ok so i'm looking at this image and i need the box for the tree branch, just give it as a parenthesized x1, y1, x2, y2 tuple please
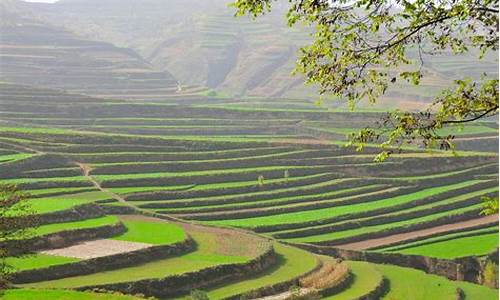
(441, 106, 499, 124)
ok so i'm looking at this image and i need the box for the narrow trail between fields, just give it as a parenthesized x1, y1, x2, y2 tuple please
(76, 162, 129, 205)
(75, 163, 190, 224)
(336, 214, 499, 250)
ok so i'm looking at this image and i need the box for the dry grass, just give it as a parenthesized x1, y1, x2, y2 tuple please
(299, 258, 349, 290)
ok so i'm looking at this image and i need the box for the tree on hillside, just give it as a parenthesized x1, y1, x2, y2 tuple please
(231, 0, 499, 162)
(0, 184, 38, 292)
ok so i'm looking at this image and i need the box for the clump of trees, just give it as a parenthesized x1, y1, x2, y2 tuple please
(0, 184, 38, 292)
(231, 0, 498, 161)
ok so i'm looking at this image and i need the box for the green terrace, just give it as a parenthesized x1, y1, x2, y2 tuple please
(377, 225, 499, 259)
(205, 180, 489, 228)
(271, 185, 498, 239)
(21, 229, 254, 289)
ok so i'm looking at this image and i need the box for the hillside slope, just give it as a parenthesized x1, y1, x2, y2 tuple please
(24, 0, 499, 107)
(0, 0, 184, 100)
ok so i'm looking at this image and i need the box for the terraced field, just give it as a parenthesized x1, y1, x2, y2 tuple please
(0, 80, 497, 299)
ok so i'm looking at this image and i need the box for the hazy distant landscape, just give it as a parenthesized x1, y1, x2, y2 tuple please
(0, 0, 498, 299)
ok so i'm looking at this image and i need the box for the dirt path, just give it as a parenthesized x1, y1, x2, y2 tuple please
(336, 214, 499, 250)
(76, 162, 128, 205)
(40, 239, 152, 259)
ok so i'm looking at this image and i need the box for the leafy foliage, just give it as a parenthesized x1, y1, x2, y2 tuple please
(188, 290, 209, 300)
(0, 185, 38, 292)
(482, 259, 499, 288)
(231, 0, 499, 159)
(480, 196, 499, 215)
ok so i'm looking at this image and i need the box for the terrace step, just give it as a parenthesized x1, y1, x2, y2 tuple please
(0, 216, 125, 256)
(203, 243, 320, 300)
(323, 261, 387, 300)
(11, 228, 194, 284)
(345, 214, 499, 251)
(373, 263, 498, 299)
(19, 222, 272, 294)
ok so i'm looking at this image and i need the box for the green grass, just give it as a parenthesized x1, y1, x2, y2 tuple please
(188, 173, 331, 191)
(29, 191, 111, 214)
(307, 124, 498, 138)
(273, 186, 497, 236)
(112, 219, 186, 245)
(95, 165, 316, 182)
(108, 185, 194, 194)
(387, 163, 497, 181)
(285, 204, 483, 243)
(90, 149, 308, 167)
(25, 216, 119, 239)
(205, 243, 318, 299)
(436, 124, 499, 136)
(207, 180, 484, 228)
(158, 184, 386, 213)
(147, 177, 359, 207)
(378, 225, 498, 251)
(26, 187, 95, 197)
(375, 263, 498, 300)
(109, 173, 330, 196)
(23, 231, 249, 289)
(0, 176, 89, 185)
(2, 289, 141, 300)
(67, 146, 290, 158)
(0, 153, 34, 163)
(0, 126, 80, 135)
(323, 261, 383, 300)
(393, 233, 499, 259)
(6, 254, 80, 271)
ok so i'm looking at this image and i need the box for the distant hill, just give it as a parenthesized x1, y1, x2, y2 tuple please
(0, 0, 191, 100)
(3, 0, 499, 108)
(22, 0, 315, 100)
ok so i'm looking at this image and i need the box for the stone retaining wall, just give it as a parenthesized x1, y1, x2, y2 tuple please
(37, 204, 105, 226)
(76, 244, 277, 298)
(312, 209, 483, 246)
(1, 222, 125, 256)
(224, 258, 323, 300)
(319, 270, 354, 297)
(98, 204, 139, 215)
(291, 243, 491, 286)
(357, 277, 389, 300)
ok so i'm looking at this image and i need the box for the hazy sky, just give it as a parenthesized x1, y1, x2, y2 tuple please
(23, 0, 59, 2)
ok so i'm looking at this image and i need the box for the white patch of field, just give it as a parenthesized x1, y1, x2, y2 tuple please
(40, 239, 152, 259)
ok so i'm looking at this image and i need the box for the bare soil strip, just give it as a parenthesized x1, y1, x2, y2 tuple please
(40, 239, 152, 259)
(336, 214, 499, 250)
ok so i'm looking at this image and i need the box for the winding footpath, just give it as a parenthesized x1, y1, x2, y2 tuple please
(76, 162, 129, 205)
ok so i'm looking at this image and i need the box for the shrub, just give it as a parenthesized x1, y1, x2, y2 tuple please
(258, 175, 265, 187)
(189, 290, 209, 300)
(300, 260, 348, 290)
(482, 260, 499, 288)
